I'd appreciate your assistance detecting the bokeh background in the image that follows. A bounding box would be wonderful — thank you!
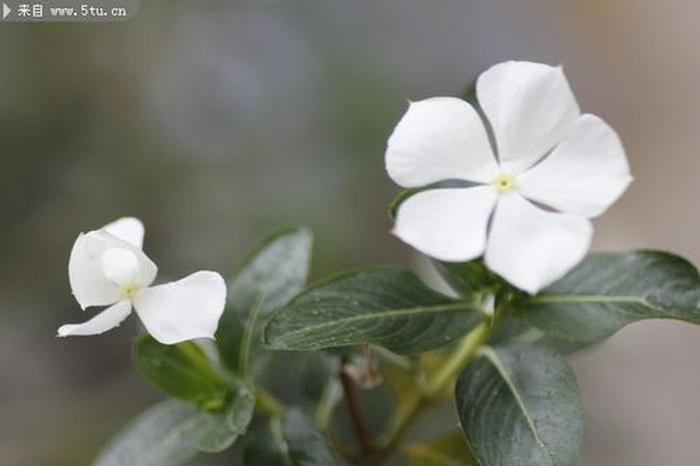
[2,1,700,465]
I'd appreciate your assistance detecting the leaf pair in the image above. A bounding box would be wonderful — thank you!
[264,250,700,466]
[94,227,320,466]
[265,250,700,355]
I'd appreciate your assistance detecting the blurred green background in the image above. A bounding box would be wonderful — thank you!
[2,1,700,465]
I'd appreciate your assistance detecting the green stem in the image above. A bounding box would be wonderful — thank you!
[425,320,492,397]
[256,388,285,418]
[373,320,493,465]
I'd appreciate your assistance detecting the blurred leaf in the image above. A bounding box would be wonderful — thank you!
[228,226,313,315]
[301,352,341,402]
[243,409,338,466]
[94,399,240,466]
[433,259,499,297]
[407,431,477,466]
[517,251,700,344]
[215,310,247,374]
[226,385,256,435]
[132,335,229,411]
[216,227,313,374]
[264,269,487,354]
[455,343,583,466]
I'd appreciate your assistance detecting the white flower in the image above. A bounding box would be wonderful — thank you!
[386,61,632,294]
[58,217,226,344]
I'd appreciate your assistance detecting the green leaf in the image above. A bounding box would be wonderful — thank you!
[216,226,313,374]
[215,310,247,374]
[243,409,338,466]
[228,226,313,315]
[226,385,256,434]
[93,400,239,466]
[517,251,700,344]
[407,431,478,466]
[263,269,487,354]
[434,259,500,297]
[132,335,229,411]
[488,318,597,355]
[455,343,583,466]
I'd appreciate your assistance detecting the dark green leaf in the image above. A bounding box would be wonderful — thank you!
[94,400,238,466]
[243,409,338,466]
[434,259,500,297]
[264,269,487,354]
[217,227,313,374]
[456,343,583,466]
[488,318,599,355]
[518,251,700,344]
[132,335,229,411]
[215,310,247,374]
[407,430,477,466]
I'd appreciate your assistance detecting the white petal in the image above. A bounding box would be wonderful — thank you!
[485,192,592,294]
[68,233,121,309]
[69,230,158,309]
[386,97,500,187]
[132,271,227,345]
[477,61,580,173]
[57,300,132,337]
[516,114,633,217]
[393,186,498,262]
[104,217,145,249]
[102,248,142,286]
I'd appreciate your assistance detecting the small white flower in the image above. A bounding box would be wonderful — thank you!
[58,217,226,344]
[386,61,632,294]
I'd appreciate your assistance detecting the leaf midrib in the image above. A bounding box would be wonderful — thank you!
[268,301,484,343]
[479,347,556,466]
[529,294,649,305]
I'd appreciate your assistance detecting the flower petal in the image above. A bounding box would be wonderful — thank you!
[101,248,142,287]
[516,114,633,217]
[393,186,498,262]
[69,230,158,309]
[477,61,580,174]
[485,192,592,294]
[57,300,132,337]
[104,217,145,249]
[386,97,500,187]
[68,233,121,309]
[132,271,226,344]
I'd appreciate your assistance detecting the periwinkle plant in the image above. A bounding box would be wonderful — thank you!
[63,61,700,466]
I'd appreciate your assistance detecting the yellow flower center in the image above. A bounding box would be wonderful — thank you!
[120,282,142,299]
[493,173,515,192]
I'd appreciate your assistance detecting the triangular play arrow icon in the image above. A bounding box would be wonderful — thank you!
[2,3,11,19]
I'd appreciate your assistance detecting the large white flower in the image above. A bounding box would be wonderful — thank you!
[58,217,226,344]
[386,61,632,294]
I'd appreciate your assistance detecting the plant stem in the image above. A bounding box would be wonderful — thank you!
[373,320,492,465]
[340,359,373,457]
[425,320,491,397]
[256,388,285,418]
